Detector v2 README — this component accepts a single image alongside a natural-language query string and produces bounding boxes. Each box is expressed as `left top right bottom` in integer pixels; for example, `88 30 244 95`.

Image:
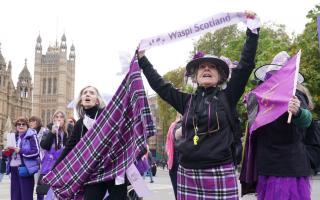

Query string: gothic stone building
32 34 75 126
0 45 33 148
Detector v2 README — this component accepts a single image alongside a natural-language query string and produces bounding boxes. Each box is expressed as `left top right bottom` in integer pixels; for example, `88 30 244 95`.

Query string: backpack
218 92 243 165
304 120 320 173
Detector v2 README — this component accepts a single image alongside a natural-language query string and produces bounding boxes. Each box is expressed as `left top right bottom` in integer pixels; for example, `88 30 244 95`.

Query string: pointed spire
61 33 66 42
37 34 42 43
0 43 7 67
19 58 31 79
8 61 12 72
36 34 42 52
69 43 75 60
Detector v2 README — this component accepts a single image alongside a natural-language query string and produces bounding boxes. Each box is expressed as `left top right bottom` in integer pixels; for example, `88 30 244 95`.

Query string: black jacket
138 29 259 169
54 106 103 168
40 123 69 151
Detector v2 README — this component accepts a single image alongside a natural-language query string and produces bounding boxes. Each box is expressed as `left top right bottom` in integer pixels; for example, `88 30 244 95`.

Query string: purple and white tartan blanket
43 59 156 199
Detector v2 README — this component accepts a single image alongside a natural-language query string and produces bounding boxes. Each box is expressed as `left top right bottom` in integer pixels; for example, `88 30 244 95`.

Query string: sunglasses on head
16 123 27 127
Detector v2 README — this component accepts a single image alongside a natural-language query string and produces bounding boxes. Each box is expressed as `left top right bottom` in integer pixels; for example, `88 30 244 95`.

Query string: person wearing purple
53 86 127 200
5 117 40 200
138 11 259 200
241 51 313 200
29 116 48 200
36 110 69 199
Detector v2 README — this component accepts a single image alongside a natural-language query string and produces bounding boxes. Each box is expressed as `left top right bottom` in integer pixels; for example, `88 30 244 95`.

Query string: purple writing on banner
168 14 231 40
317 16 320 51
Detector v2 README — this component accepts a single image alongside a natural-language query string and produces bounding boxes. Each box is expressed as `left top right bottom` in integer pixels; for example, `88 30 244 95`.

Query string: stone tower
32 34 75 126
0 44 33 148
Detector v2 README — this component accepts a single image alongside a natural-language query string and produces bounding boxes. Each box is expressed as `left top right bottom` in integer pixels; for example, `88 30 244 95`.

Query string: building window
47 110 51 125
24 88 28 98
48 78 52 94
42 110 45 122
20 87 24 98
53 78 57 94
43 78 46 94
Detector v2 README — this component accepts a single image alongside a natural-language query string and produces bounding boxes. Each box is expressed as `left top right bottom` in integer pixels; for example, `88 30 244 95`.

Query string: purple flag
247 51 301 134
317 16 320 51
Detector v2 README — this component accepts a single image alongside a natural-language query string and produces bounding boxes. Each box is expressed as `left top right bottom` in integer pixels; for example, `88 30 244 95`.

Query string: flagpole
287 50 301 123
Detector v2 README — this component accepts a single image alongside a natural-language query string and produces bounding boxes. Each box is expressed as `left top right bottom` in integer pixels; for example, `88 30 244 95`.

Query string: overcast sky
0 0 319 98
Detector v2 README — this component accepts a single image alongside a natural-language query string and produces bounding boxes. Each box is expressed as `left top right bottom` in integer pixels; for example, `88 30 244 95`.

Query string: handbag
18 165 30 177
36 174 50 195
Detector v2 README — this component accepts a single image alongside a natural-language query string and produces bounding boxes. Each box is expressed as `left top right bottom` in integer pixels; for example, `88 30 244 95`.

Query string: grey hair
75 86 106 118
296 83 314 110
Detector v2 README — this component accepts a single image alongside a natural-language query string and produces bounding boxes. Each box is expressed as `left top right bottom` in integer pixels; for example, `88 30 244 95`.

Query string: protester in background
29 116 48 200
165 113 182 199
142 145 154 183
37 110 69 198
67 116 76 136
138 11 259 200
54 86 127 200
241 51 313 199
5 117 40 200
0 150 6 182
67 117 76 127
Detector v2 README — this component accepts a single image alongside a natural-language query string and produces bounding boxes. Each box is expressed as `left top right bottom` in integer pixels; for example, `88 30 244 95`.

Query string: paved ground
1 169 319 199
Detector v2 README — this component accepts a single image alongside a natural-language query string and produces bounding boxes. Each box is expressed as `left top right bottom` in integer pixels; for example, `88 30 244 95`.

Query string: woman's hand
288 96 301 116
52 123 59 134
14 147 20 153
137 50 145 59
244 10 256 19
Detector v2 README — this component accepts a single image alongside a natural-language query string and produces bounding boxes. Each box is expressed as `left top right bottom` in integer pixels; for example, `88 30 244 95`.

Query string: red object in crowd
2 148 15 157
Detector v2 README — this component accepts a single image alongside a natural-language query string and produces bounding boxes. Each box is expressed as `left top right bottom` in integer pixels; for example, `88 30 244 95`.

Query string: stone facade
32 34 75 126
0 44 33 148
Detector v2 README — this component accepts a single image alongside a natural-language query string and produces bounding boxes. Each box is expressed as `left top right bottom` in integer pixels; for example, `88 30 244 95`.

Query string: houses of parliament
0 34 75 148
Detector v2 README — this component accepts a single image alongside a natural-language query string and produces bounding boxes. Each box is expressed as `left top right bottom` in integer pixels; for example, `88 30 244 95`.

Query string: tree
293 4 320 116
156 66 186 148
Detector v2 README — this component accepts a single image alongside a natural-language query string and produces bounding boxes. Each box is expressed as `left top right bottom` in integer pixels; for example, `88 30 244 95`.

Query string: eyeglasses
16 123 27 127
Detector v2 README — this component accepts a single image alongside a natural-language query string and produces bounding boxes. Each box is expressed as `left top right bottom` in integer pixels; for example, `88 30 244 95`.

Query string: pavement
1 169 319 199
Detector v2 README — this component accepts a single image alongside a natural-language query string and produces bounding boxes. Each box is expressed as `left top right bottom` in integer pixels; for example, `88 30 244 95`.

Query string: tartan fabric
177 164 239 200
43 59 156 199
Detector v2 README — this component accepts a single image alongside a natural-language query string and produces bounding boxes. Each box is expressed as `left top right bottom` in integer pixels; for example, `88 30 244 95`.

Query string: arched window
20 87 24 98
48 78 52 94
47 110 51 125
24 88 28 98
53 78 57 94
43 78 46 94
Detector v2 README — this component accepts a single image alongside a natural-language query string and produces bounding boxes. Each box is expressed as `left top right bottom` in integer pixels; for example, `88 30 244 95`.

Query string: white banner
139 12 260 50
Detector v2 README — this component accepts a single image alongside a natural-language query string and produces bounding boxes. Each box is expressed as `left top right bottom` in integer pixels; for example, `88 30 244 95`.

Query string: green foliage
294 5 320 116
156 4 320 135
157 67 186 134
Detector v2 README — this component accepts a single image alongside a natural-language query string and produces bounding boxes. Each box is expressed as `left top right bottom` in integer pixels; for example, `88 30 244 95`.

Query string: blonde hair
297 84 314 110
52 110 68 135
75 86 106 118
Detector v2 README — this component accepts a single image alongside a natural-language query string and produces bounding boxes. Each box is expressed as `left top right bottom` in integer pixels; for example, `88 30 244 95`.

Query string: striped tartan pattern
43 60 156 200
177 164 239 200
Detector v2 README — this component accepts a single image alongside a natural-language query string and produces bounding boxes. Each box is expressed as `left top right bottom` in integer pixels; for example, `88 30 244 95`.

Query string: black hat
186 52 230 82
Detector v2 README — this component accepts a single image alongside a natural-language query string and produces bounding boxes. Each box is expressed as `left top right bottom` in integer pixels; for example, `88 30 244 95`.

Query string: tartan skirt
177 163 238 200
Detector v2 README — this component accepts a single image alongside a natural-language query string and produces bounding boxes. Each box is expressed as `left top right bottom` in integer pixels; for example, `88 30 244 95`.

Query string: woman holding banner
241 51 313 199
138 11 259 200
